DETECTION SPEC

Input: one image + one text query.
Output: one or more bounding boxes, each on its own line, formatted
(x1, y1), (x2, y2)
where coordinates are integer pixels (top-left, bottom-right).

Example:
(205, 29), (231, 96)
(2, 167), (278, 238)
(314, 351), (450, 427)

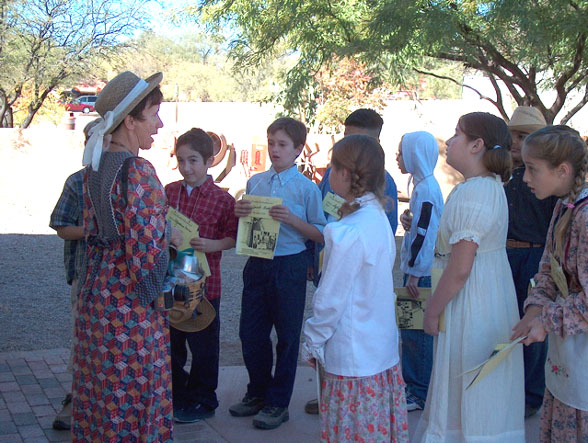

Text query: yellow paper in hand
(166, 207), (211, 277)
(462, 336), (526, 390)
(236, 195), (282, 259)
(431, 267), (445, 332)
(550, 255), (568, 299)
(322, 192), (345, 219)
(394, 287), (432, 329)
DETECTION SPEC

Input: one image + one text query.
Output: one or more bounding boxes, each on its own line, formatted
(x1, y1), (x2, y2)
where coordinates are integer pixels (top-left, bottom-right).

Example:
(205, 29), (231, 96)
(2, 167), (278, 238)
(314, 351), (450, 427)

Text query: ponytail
(459, 112), (512, 181)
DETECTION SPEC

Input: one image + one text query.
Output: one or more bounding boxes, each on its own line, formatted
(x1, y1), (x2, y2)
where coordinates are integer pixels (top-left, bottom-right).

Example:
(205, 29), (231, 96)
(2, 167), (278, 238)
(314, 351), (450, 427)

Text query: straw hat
(169, 279), (216, 332)
(508, 106), (547, 133)
(95, 71), (163, 134)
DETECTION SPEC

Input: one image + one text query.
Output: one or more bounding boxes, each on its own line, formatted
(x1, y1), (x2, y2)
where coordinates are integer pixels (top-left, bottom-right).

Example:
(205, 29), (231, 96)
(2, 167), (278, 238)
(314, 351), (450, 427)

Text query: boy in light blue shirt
(230, 117), (326, 430)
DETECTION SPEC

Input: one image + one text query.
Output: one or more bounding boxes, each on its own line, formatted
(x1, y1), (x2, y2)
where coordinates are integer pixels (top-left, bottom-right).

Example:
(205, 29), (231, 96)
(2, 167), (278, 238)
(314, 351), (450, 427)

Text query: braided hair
(329, 134), (390, 217)
(523, 125), (588, 260)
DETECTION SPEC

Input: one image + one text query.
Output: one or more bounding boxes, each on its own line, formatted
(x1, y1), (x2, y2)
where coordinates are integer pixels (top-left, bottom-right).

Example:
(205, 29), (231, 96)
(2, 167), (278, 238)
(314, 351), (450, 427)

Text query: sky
(145, 0), (198, 38)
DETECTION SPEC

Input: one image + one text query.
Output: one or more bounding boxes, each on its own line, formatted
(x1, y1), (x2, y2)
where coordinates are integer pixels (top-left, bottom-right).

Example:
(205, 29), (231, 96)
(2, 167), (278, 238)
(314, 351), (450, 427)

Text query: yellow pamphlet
(395, 287), (432, 329)
(462, 336), (526, 390)
(166, 207), (211, 277)
(322, 192), (345, 219)
(236, 195), (282, 259)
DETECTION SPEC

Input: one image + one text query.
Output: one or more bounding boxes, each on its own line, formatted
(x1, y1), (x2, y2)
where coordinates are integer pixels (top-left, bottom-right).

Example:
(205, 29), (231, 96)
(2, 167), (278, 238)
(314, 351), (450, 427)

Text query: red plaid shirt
(165, 177), (238, 300)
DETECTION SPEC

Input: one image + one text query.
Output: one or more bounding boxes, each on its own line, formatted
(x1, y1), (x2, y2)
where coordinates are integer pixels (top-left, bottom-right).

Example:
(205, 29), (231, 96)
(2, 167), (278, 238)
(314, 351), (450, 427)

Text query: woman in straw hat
(73, 71), (181, 442)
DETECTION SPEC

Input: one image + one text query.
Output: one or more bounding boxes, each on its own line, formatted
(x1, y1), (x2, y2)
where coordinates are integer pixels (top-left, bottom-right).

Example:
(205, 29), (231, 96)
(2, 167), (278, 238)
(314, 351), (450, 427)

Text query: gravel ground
(0, 233), (403, 365)
(0, 234), (316, 365)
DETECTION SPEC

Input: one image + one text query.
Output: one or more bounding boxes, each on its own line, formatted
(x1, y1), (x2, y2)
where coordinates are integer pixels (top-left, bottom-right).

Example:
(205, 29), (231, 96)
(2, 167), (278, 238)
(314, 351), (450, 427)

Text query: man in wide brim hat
(504, 105), (556, 419)
(83, 71), (163, 170)
(508, 106), (547, 135)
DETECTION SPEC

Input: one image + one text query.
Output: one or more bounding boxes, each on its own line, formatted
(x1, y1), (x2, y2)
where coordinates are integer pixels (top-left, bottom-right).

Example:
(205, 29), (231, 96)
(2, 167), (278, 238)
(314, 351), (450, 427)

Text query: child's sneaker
(252, 406), (289, 430)
(229, 394), (265, 417)
(406, 393), (424, 411)
(174, 403), (215, 423)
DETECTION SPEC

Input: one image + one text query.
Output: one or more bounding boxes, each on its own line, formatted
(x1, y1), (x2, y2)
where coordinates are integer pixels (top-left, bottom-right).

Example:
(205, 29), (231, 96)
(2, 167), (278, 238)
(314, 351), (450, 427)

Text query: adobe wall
(5, 98), (585, 235)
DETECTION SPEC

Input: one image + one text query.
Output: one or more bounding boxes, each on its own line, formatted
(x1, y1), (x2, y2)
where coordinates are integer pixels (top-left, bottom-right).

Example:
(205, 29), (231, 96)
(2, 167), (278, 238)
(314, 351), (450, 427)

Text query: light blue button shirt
(247, 165), (327, 257)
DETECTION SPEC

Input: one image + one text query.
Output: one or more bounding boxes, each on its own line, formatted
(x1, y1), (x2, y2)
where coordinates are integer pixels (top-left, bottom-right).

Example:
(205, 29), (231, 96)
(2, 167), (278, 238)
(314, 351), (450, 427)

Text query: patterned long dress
(72, 152), (173, 442)
(525, 187), (588, 442)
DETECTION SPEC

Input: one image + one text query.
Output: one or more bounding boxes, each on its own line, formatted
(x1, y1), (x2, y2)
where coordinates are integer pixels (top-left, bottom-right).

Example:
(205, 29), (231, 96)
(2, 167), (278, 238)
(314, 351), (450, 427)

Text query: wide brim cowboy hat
(168, 279), (216, 333)
(95, 71), (163, 134)
(508, 106), (547, 134)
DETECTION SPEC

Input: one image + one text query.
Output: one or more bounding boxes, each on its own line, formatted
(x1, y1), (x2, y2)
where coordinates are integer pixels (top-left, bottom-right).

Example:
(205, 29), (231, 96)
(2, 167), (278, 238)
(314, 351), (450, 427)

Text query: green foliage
(105, 28), (294, 104)
(313, 57), (387, 133)
(0, 0), (153, 128)
(199, 0), (588, 124)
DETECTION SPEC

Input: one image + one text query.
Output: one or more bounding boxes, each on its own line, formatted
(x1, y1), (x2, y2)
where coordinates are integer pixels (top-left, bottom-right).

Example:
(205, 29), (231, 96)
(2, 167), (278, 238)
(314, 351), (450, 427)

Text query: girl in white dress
(415, 112), (525, 442)
(303, 134), (408, 442)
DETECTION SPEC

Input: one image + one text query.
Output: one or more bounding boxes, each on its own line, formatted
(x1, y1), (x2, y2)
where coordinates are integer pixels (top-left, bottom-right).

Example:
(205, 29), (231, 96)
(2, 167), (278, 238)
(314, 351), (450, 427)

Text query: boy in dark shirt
(504, 106), (557, 418)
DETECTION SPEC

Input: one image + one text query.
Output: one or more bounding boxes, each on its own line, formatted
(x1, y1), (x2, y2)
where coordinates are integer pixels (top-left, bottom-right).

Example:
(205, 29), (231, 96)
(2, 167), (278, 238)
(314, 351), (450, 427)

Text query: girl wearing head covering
(73, 71), (180, 442)
(414, 113), (525, 442)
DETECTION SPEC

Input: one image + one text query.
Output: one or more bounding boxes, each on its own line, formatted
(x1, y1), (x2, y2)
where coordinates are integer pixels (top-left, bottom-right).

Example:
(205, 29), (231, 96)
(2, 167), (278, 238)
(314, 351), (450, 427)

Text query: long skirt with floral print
(541, 388), (588, 443)
(319, 364), (408, 442)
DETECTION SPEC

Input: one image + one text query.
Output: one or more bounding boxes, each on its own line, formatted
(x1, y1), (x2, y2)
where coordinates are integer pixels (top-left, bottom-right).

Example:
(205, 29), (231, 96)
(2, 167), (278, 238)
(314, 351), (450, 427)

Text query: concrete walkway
(0, 348), (540, 442)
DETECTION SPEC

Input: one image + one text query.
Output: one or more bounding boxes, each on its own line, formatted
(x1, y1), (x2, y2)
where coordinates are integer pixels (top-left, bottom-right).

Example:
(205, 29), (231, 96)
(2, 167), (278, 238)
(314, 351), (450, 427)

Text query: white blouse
(303, 193), (399, 377)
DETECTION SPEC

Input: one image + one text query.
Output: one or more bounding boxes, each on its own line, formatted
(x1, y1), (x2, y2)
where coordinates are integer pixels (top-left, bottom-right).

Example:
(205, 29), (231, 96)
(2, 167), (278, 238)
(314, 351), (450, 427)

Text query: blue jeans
(400, 275), (433, 404)
(239, 251), (308, 408)
(507, 246), (548, 409)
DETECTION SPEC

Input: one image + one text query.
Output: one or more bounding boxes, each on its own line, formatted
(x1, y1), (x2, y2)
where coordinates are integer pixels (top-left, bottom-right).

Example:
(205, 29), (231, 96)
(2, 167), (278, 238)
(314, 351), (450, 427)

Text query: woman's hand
(406, 274), (420, 300)
(400, 209), (412, 232)
(234, 199), (252, 218)
(307, 358), (317, 370)
(511, 305), (542, 340)
(523, 316), (547, 345)
(170, 227), (183, 248)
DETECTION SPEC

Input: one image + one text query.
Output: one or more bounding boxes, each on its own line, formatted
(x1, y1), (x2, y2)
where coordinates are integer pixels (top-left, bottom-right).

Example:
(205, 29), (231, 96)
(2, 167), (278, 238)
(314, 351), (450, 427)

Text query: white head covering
(82, 79), (149, 171)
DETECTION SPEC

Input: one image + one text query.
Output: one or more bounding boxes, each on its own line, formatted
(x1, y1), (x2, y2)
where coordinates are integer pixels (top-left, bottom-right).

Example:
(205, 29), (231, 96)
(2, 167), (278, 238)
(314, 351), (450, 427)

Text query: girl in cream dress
(415, 113), (525, 442)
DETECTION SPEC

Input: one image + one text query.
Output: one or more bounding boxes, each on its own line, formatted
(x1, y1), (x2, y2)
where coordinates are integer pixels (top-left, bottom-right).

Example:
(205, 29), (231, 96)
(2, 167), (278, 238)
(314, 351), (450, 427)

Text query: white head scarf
(82, 79), (149, 171)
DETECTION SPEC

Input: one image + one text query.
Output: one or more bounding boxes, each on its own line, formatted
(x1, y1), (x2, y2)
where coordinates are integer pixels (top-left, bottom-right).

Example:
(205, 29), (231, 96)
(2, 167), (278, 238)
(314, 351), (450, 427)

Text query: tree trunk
(21, 88), (52, 128)
(0, 89), (11, 128)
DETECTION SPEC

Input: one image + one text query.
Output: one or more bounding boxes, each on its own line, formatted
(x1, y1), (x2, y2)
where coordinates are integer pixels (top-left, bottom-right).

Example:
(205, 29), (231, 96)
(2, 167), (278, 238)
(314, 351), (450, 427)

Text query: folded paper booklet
(166, 207), (211, 277)
(395, 287), (431, 330)
(236, 195), (282, 259)
(322, 192), (345, 219)
(462, 336), (526, 390)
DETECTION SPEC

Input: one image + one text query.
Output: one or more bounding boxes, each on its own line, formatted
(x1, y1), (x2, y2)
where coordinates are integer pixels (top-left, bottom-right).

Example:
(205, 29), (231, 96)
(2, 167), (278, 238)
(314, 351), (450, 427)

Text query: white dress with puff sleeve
(414, 175), (525, 443)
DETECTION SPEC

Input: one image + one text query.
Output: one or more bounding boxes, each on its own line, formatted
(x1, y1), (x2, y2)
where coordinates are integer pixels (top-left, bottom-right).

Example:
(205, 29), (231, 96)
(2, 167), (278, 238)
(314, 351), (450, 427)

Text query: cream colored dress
(414, 175), (525, 442)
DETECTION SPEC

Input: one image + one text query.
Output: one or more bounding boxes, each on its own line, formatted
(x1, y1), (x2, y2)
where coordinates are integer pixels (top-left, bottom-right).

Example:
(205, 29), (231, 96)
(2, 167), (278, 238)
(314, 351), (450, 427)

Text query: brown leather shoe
(304, 398), (319, 415)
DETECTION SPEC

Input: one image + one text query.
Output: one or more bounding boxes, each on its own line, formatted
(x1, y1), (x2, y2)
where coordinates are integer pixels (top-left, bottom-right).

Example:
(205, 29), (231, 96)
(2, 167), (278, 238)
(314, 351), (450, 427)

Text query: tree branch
(551, 31), (587, 116)
(413, 67), (507, 116)
(559, 84), (588, 124)
(485, 73), (509, 121)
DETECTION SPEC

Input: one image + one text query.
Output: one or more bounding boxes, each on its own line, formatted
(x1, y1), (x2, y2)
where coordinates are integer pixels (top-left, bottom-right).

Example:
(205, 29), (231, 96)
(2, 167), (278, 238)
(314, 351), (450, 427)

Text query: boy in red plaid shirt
(165, 128), (238, 423)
